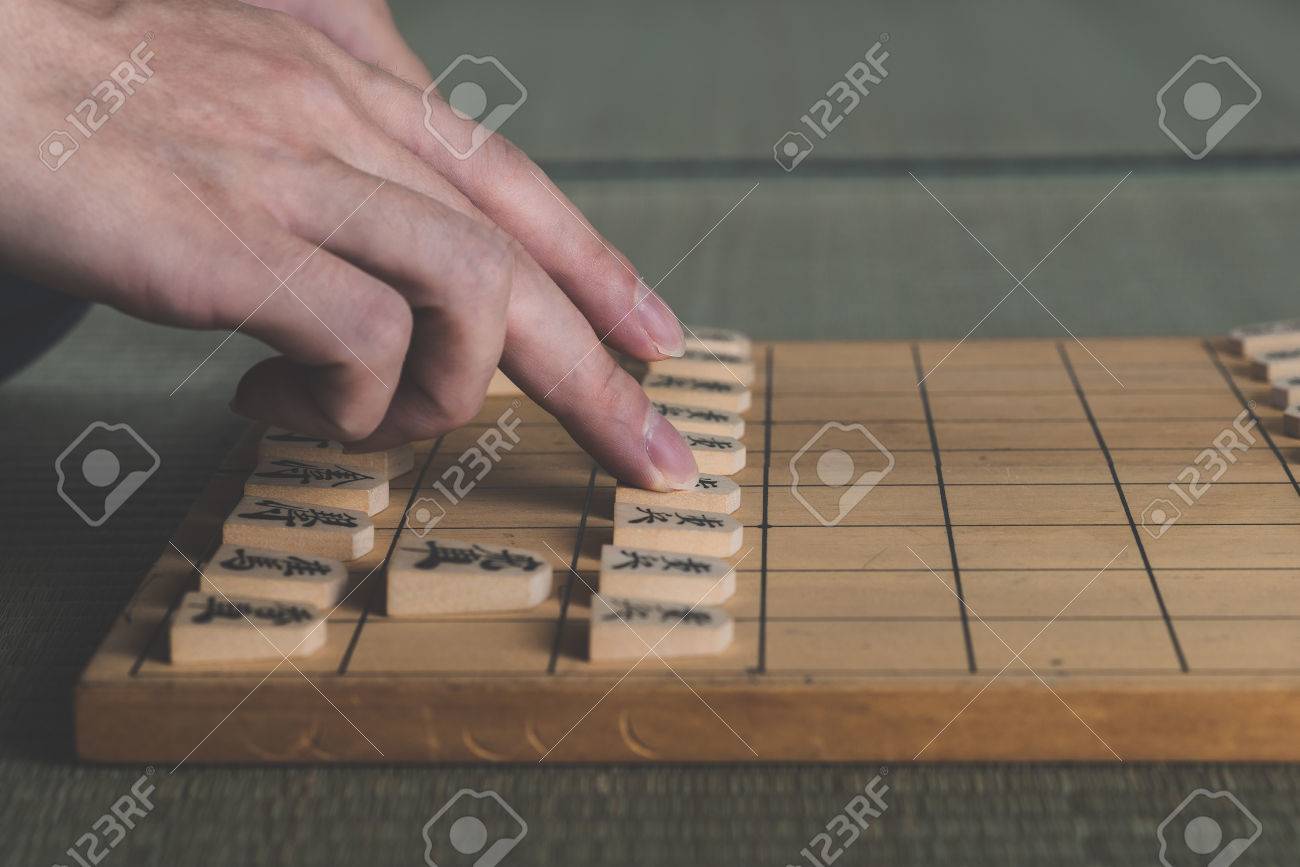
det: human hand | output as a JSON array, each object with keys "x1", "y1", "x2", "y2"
[
  {"x1": 241, "y1": 0, "x2": 432, "y2": 86},
  {"x1": 2, "y1": 0, "x2": 698, "y2": 491}
]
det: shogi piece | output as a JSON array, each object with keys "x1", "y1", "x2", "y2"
[
  {"x1": 615, "y1": 474, "x2": 741, "y2": 515},
  {"x1": 684, "y1": 327, "x2": 752, "y2": 359},
  {"x1": 387, "y1": 537, "x2": 552, "y2": 615},
  {"x1": 653, "y1": 400, "x2": 745, "y2": 439},
  {"x1": 1270, "y1": 376, "x2": 1300, "y2": 409},
  {"x1": 244, "y1": 458, "x2": 389, "y2": 516},
  {"x1": 200, "y1": 543, "x2": 347, "y2": 609},
  {"x1": 258, "y1": 427, "x2": 415, "y2": 481},
  {"x1": 223, "y1": 495, "x2": 374, "y2": 561},
  {"x1": 650, "y1": 350, "x2": 756, "y2": 386},
  {"x1": 613, "y1": 503, "x2": 742, "y2": 557},
  {"x1": 168, "y1": 591, "x2": 325, "y2": 664},
  {"x1": 1228, "y1": 320, "x2": 1300, "y2": 356},
  {"x1": 1248, "y1": 347, "x2": 1300, "y2": 382},
  {"x1": 589, "y1": 596, "x2": 733, "y2": 660},
  {"x1": 642, "y1": 373, "x2": 751, "y2": 413},
  {"x1": 599, "y1": 544, "x2": 735, "y2": 605},
  {"x1": 1284, "y1": 406, "x2": 1300, "y2": 438},
  {"x1": 681, "y1": 432, "x2": 746, "y2": 475}
]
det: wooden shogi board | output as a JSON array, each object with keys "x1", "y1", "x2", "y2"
[{"x1": 75, "y1": 338, "x2": 1300, "y2": 763}]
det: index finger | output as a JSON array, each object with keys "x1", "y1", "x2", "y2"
[
  {"x1": 498, "y1": 262, "x2": 699, "y2": 493},
  {"x1": 360, "y1": 77, "x2": 687, "y2": 362}
]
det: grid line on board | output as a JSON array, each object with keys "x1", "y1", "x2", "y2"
[
  {"x1": 912, "y1": 344, "x2": 978, "y2": 673},
  {"x1": 755, "y1": 346, "x2": 775, "y2": 674},
  {"x1": 1057, "y1": 344, "x2": 1189, "y2": 672},
  {"x1": 547, "y1": 463, "x2": 599, "y2": 673},
  {"x1": 337, "y1": 438, "x2": 443, "y2": 675},
  {"x1": 1203, "y1": 338, "x2": 1300, "y2": 497}
]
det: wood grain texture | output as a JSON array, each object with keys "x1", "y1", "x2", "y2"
[{"x1": 75, "y1": 338, "x2": 1300, "y2": 762}]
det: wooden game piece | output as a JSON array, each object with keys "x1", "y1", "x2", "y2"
[
  {"x1": 1284, "y1": 406, "x2": 1300, "y2": 438},
  {"x1": 652, "y1": 400, "x2": 745, "y2": 439},
  {"x1": 1248, "y1": 347, "x2": 1300, "y2": 382},
  {"x1": 683, "y1": 327, "x2": 752, "y2": 359},
  {"x1": 258, "y1": 427, "x2": 415, "y2": 481},
  {"x1": 1228, "y1": 319, "x2": 1300, "y2": 356},
  {"x1": 615, "y1": 474, "x2": 741, "y2": 515},
  {"x1": 681, "y1": 432, "x2": 746, "y2": 475},
  {"x1": 650, "y1": 350, "x2": 756, "y2": 386},
  {"x1": 244, "y1": 458, "x2": 389, "y2": 516},
  {"x1": 199, "y1": 543, "x2": 347, "y2": 609},
  {"x1": 598, "y1": 544, "x2": 735, "y2": 605},
  {"x1": 613, "y1": 503, "x2": 742, "y2": 557},
  {"x1": 168, "y1": 591, "x2": 325, "y2": 664},
  {"x1": 1269, "y1": 376, "x2": 1300, "y2": 409},
  {"x1": 387, "y1": 537, "x2": 552, "y2": 616},
  {"x1": 589, "y1": 595, "x2": 733, "y2": 661},
  {"x1": 642, "y1": 373, "x2": 752, "y2": 413},
  {"x1": 223, "y1": 495, "x2": 374, "y2": 561}
]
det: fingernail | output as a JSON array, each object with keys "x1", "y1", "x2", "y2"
[
  {"x1": 637, "y1": 289, "x2": 685, "y2": 358},
  {"x1": 644, "y1": 407, "x2": 698, "y2": 490}
]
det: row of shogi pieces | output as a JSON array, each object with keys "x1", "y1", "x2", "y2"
[
  {"x1": 166, "y1": 327, "x2": 756, "y2": 665},
  {"x1": 1230, "y1": 320, "x2": 1300, "y2": 434}
]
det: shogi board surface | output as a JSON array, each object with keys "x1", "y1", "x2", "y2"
[{"x1": 75, "y1": 338, "x2": 1300, "y2": 763}]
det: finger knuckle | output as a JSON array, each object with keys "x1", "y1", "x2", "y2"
[
  {"x1": 353, "y1": 289, "x2": 414, "y2": 355},
  {"x1": 424, "y1": 386, "x2": 485, "y2": 432},
  {"x1": 584, "y1": 354, "x2": 639, "y2": 424},
  {"x1": 322, "y1": 399, "x2": 385, "y2": 443}
]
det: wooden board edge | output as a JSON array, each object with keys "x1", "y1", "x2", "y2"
[{"x1": 76, "y1": 675, "x2": 1300, "y2": 763}]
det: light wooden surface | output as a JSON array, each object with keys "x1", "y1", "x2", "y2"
[{"x1": 75, "y1": 337, "x2": 1300, "y2": 761}]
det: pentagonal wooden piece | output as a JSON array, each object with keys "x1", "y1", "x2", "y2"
[
  {"x1": 599, "y1": 544, "x2": 735, "y2": 605},
  {"x1": 650, "y1": 349, "x2": 756, "y2": 386},
  {"x1": 223, "y1": 495, "x2": 374, "y2": 561},
  {"x1": 1228, "y1": 320, "x2": 1300, "y2": 357},
  {"x1": 244, "y1": 459, "x2": 389, "y2": 515},
  {"x1": 1249, "y1": 347, "x2": 1300, "y2": 382},
  {"x1": 613, "y1": 503, "x2": 742, "y2": 557},
  {"x1": 615, "y1": 474, "x2": 741, "y2": 515},
  {"x1": 652, "y1": 400, "x2": 745, "y2": 439},
  {"x1": 683, "y1": 327, "x2": 752, "y2": 359},
  {"x1": 168, "y1": 591, "x2": 326, "y2": 664},
  {"x1": 387, "y1": 536, "x2": 552, "y2": 615},
  {"x1": 258, "y1": 427, "x2": 415, "y2": 481},
  {"x1": 589, "y1": 595, "x2": 733, "y2": 660},
  {"x1": 681, "y1": 432, "x2": 746, "y2": 475},
  {"x1": 199, "y1": 543, "x2": 347, "y2": 609},
  {"x1": 642, "y1": 373, "x2": 751, "y2": 413}
]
